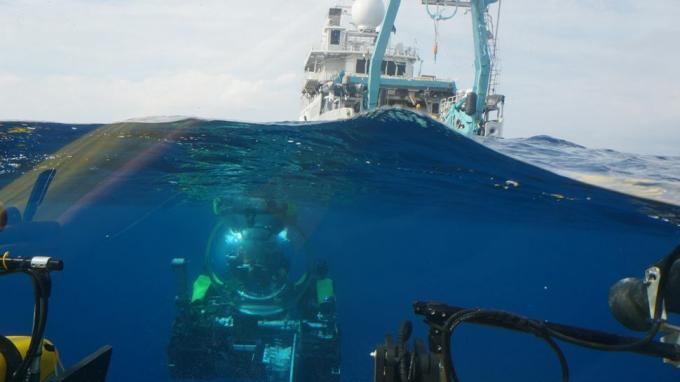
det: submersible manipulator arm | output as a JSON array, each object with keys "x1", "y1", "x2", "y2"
[
  {"x1": 372, "y1": 245, "x2": 680, "y2": 382},
  {"x1": 367, "y1": 0, "x2": 498, "y2": 136}
]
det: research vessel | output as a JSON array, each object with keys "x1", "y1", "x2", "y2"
[{"x1": 300, "y1": 0, "x2": 505, "y2": 137}]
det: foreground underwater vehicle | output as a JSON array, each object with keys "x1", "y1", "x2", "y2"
[
  {"x1": 301, "y1": 0, "x2": 505, "y2": 137},
  {"x1": 167, "y1": 197, "x2": 341, "y2": 381}
]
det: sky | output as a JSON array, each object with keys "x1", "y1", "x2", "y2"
[{"x1": 0, "y1": 0, "x2": 678, "y2": 154}]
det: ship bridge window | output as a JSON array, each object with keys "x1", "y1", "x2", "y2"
[
  {"x1": 357, "y1": 59, "x2": 403, "y2": 76},
  {"x1": 396, "y1": 63, "x2": 406, "y2": 76},
  {"x1": 380, "y1": 60, "x2": 399, "y2": 76},
  {"x1": 330, "y1": 30, "x2": 341, "y2": 45},
  {"x1": 356, "y1": 59, "x2": 370, "y2": 74},
  {"x1": 328, "y1": 8, "x2": 342, "y2": 26},
  {"x1": 386, "y1": 61, "x2": 396, "y2": 76}
]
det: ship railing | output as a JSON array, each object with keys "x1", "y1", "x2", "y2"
[
  {"x1": 309, "y1": 44, "x2": 419, "y2": 58},
  {"x1": 439, "y1": 96, "x2": 457, "y2": 117},
  {"x1": 385, "y1": 46, "x2": 419, "y2": 58},
  {"x1": 304, "y1": 72, "x2": 339, "y2": 82}
]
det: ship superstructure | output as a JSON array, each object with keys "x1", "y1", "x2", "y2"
[{"x1": 300, "y1": 0, "x2": 505, "y2": 137}]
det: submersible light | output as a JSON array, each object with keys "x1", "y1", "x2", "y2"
[
  {"x1": 609, "y1": 277, "x2": 654, "y2": 331},
  {"x1": 608, "y1": 256, "x2": 680, "y2": 332}
]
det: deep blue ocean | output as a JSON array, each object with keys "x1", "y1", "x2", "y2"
[{"x1": 1, "y1": 109, "x2": 679, "y2": 381}]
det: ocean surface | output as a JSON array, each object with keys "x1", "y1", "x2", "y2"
[{"x1": 1, "y1": 109, "x2": 679, "y2": 381}]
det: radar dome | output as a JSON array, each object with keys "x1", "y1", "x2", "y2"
[{"x1": 352, "y1": 0, "x2": 385, "y2": 31}]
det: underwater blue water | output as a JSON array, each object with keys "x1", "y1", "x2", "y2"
[{"x1": 1, "y1": 110, "x2": 679, "y2": 381}]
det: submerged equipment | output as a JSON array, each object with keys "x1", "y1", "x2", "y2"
[
  {"x1": 0, "y1": 169, "x2": 112, "y2": 382},
  {"x1": 372, "y1": 245, "x2": 680, "y2": 382},
  {"x1": 167, "y1": 197, "x2": 340, "y2": 381},
  {"x1": 0, "y1": 253, "x2": 112, "y2": 382},
  {"x1": 0, "y1": 337, "x2": 59, "y2": 382}
]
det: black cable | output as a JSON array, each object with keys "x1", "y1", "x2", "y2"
[
  {"x1": 433, "y1": 259, "x2": 680, "y2": 382},
  {"x1": 442, "y1": 308, "x2": 476, "y2": 382},
  {"x1": 408, "y1": 246, "x2": 680, "y2": 382},
  {"x1": 11, "y1": 270, "x2": 49, "y2": 382},
  {"x1": 528, "y1": 321, "x2": 569, "y2": 382},
  {"x1": 545, "y1": 321, "x2": 661, "y2": 352},
  {"x1": 11, "y1": 272, "x2": 41, "y2": 381},
  {"x1": 444, "y1": 309, "x2": 570, "y2": 382}
]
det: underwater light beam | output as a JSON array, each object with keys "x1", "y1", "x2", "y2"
[{"x1": 57, "y1": 125, "x2": 191, "y2": 225}]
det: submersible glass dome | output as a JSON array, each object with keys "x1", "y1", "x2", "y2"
[{"x1": 204, "y1": 215, "x2": 311, "y2": 307}]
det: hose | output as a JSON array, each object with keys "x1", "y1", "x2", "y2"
[
  {"x1": 445, "y1": 309, "x2": 569, "y2": 382},
  {"x1": 439, "y1": 245, "x2": 680, "y2": 382},
  {"x1": 11, "y1": 270, "x2": 49, "y2": 382}
]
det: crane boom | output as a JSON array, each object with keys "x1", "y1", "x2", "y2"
[
  {"x1": 367, "y1": 0, "x2": 401, "y2": 110},
  {"x1": 367, "y1": 0, "x2": 502, "y2": 136}
]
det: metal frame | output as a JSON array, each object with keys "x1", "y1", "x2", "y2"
[{"x1": 367, "y1": 0, "x2": 499, "y2": 136}]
